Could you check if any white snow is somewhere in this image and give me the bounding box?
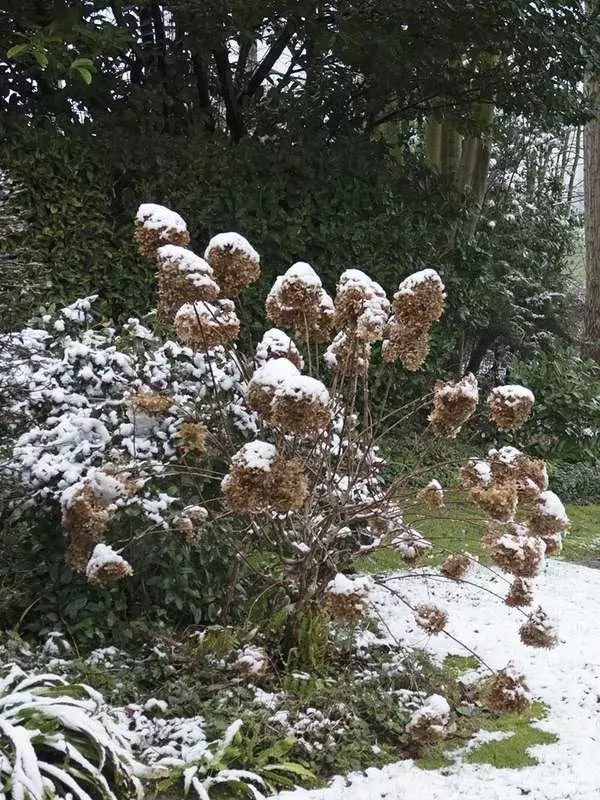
[204,232,259,262]
[136,203,187,232]
[395,268,445,296]
[538,491,568,522]
[279,560,600,800]
[156,245,219,292]
[85,544,132,579]
[275,375,330,404]
[282,262,322,287]
[256,329,303,368]
[490,385,535,405]
[437,373,479,402]
[231,441,277,471]
[250,358,300,389]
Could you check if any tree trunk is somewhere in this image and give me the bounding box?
[583,74,600,362]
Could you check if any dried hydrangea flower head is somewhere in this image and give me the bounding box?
[392,268,446,332]
[429,373,479,437]
[459,457,492,489]
[483,522,546,577]
[471,481,518,522]
[129,390,174,416]
[334,269,390,341]
[324,331,371,377]
[270,456,309,512]
[270,374,332,433]
[418,479,444,508]
[172,504,209,541]
[255,328,303,369]
[392,525,433,563]
[245,357,300,420]
[406,694,451,744]
[488,384,535,431]
[505,577,535,607]
[174,299,240,350]
[414,603,448,634]
[487,447,547,506]
[86,543,132,586]
[529,490,570,539]
[324,573,374,622]
[266,266,335,343]
[234,645,269,678]
[519,606,558,648]
[221,440,278,514]
[441,551,476,580]
[204,232,260,296]
[176,421,208,454]
[156,245,219,317]
[484,662,532,714]
[135,203,189,257]
[382,320,430,370]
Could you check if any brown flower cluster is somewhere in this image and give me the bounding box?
[134,203,190,257]
[324,574,373,623]
[172,504,209,542]
[324,331,371,377]
[414,603,448,634]
[488,385,535,431]
[529,490,570,543]
[266,263,335,343]
[174,299,240,351]
[382,269,445,370]
[245,357,301,420]
[204,232,260,296]
[429,373,479,437]
[418,479,444,508]
[156,245,219,317]
[471,482,518,522]
[63,484,110,572]
[176,421,208,454]
[405,694,451,745]
[270,374,332,434]
[221,441,309,514]
[483,522,546,578]
[441,552,476,581]
[484,663,532,714]
[505,576,534,607]
[86,543,133,587]
[519,606,558,648]
[129,391,174,416]
[255,328,303,369]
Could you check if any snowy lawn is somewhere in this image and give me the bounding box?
[279,559,600,800]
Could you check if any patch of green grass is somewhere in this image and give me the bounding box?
[443,655,479,675]
[561,504,600,562]
[419,702,557,771]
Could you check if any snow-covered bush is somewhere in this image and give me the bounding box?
[0,202,567,656]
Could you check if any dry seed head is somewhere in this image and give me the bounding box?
[294,290,335,342]
[156,245,219,316]
[270,375,331,434]
[276,262,323,308]
[221,441,277,514]
[172,504,209,541]
[484,663,532,714]
[505,577,535,607]
[62,484,109,572]
[325,574,373,623]
[245,358,300,421]
[382,319,430,370]
[519,606,558,649]
[406,694,450,745]
[471,481,518,522]
[176,421,208,454]
[204,232,260,296]
[459,457,492,489]
[414,603,448,634]
[392,269,446,332]
[392,526,433,563]
[540,532,563,556]
[529,490,570,538]
[134,203,189,257]
[129,391,174,416]
[429,373,479,437]
[255,328,303,369]
[334,269,390,339]
[488,384,535,431]
[441,551,475,580]
[418,479,444,508]
[270,456,309,512]
[324,330,371,377]
[484,528,546,578]
[86,543,132,587]
[174,299,240,351]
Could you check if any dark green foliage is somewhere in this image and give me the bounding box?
[548,462,600,505]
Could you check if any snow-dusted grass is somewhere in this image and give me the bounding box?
[279,559,600,799]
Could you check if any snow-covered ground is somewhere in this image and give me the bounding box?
[280,560,600,800]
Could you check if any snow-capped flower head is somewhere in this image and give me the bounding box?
[392,268,446,333]
[324,330,371,377]
[61,482,111,572]
[86,543,133,587]
[471,481,518,522]
[334,269,390,341]
[382,318,430,370]
[459,457,492,489]
[324,573,374,622]
[174,299,240,351]
[204,232,260,297]
[134,203,189,257]
[391,526,433,563]
[406,694,451,744]
[519,606,558,649]
[418,479,444,509]
[484,662,533,714]
[429,373,479,438]
[414,603,448,634]
[221,441,308,514]
[172,504,209,541]
[483,522,546,577]
[505,577,535,608]
[488,384,535,431]
[255,328,303,370]
[266,266,335,343]
[234,645,269,678]
[155,245,219,317]
[270,374,332,434]
[245,357,300,420]
[529,490,570,539]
